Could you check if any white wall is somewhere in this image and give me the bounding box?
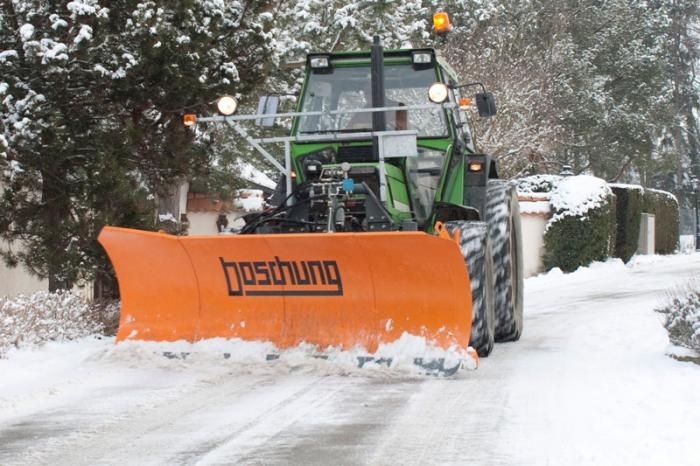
[521,214,548,278]
[187,212,220,235]
[679,235,696,254]
[0,242,48,297]
[186,190,265,236]
[518,194,551,278]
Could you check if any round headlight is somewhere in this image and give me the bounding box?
[428,83,449,104]
[217,95,238,116]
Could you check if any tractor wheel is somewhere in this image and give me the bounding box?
[486,180,524,342]
[446,220,495,357]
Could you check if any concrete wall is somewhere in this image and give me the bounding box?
[187,189,265,236]
[518,194,551,278]
[188,212,225,235]
[0,242,48,297]
[0,241,96,300]
[521,214,548,278]
[637,213,655,255]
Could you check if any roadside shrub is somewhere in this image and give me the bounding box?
[542,176,616,273]
[0,291,119,357]
[643,189,680,254]
[515,174,560,194]
[656,282,700,352]
[610,184,643,263]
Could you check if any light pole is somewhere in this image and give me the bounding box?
[693,177,699,250]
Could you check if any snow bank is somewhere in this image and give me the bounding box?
[99,332,476,378]
[0,292,474,375]
[0,291,118,358]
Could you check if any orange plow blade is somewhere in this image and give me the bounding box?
[98,226,472,354]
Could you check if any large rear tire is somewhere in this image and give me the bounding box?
[486,181,524,342]
[445,220,495,357]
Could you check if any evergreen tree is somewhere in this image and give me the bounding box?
[0,0,275,291]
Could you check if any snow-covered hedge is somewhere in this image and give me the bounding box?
[544,176,616,272]
[517,175,616,273]
[0,291,119,357]
[517,175,681,272]
[610,184,643,263]
[656,283,700,352]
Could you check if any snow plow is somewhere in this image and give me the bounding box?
[98,18,523,374]
[99,226,473,354]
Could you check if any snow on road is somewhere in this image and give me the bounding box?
[1,254,700,465]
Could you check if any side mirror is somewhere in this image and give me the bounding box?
[475,92,497,117]
[256,96,280,127]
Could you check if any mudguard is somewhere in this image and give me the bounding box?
[98,226,472,354]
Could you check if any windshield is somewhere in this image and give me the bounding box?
[296,63,447,137]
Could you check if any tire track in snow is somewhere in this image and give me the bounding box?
[15,372,325,466]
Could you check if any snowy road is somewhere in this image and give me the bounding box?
[2,254,700,465]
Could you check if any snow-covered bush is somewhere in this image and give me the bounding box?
[543,176,616,272]
[656,282,700,352]
[0,291,119,357]
[515,174,560,194]
[517,175,616,273]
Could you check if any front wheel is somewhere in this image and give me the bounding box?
[445,220,495,357]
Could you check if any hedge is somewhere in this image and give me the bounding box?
[542,179,616,273]
[642,188,680,254]
[517,175,680,273]
[610,184,643,263]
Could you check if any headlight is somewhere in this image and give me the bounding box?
[412,52,433,65]
[217,95,238,116]
[428,83,449,104]
[309,55,330,69]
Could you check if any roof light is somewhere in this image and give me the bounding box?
[433,12,452,35]
[183,114,197,126]
[309,55,330,69]
[412,52,433,65]
[459,97,472,109]
[217,95,238,116]
[428,82,449,104]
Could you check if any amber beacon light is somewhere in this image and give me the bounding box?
[433,12,452,35]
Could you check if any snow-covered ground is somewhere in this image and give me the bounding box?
[1,253,700,465]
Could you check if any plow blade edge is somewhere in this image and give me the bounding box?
[98,226,472,353]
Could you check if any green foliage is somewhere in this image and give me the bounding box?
[514,174,560,194]
[442,0,693,183]
[610,185,643,263]
[518,174,619,273]
[543,195,616,273]
[0,0,275,290]
[642,189,680,254]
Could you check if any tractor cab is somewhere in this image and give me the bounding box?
[295,50,448,138]
[280,41,491,233]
